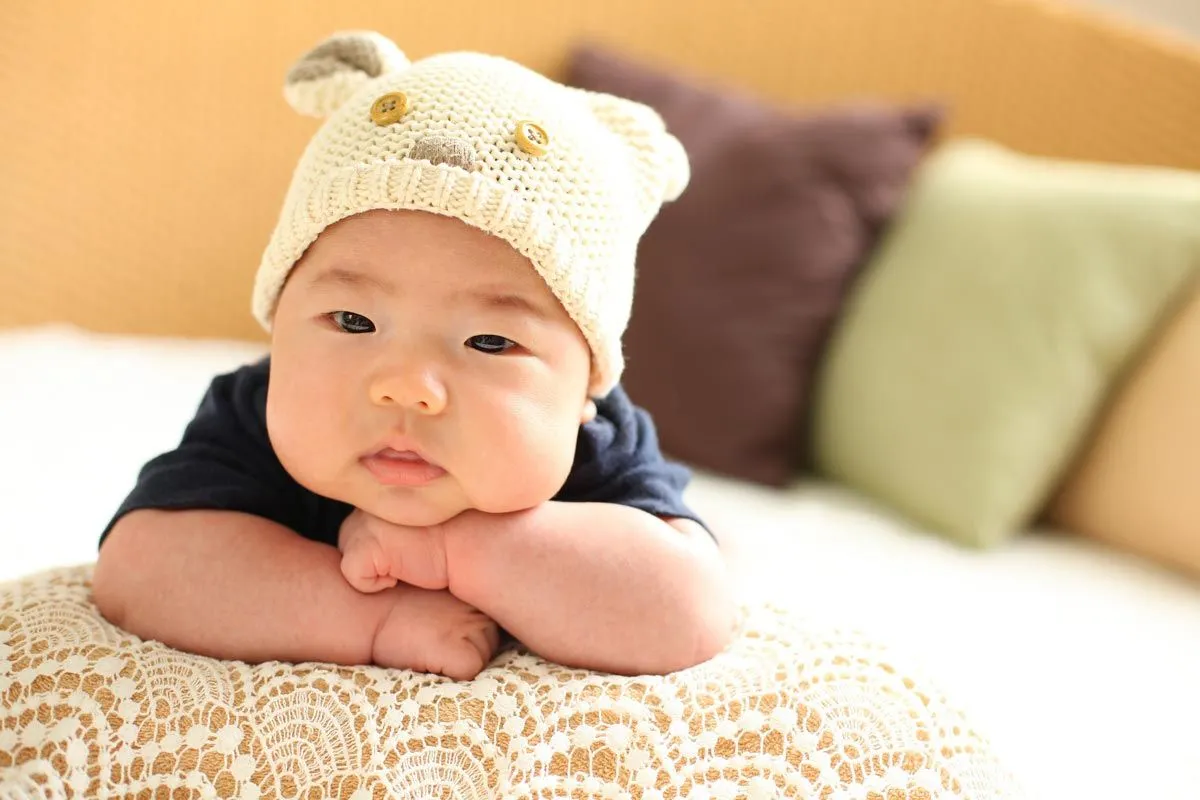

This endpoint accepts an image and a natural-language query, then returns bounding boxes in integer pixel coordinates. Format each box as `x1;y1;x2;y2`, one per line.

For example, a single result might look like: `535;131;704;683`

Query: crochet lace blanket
0;567;1023;799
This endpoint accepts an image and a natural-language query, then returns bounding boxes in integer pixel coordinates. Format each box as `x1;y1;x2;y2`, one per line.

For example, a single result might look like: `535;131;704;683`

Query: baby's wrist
368;587;403;664
439;510;477;595
442;505;550;599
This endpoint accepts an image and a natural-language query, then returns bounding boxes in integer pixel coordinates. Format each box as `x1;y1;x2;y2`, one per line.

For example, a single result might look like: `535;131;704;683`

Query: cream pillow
1048;285;1200;575
0;566;1022;798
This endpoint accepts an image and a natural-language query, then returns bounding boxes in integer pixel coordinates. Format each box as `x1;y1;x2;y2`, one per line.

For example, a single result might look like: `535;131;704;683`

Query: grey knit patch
286;35;387;86
410;136;479;171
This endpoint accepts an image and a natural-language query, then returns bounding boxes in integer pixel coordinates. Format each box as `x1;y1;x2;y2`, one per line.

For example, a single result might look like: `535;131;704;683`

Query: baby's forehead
305;211;561;308
315;210;528;268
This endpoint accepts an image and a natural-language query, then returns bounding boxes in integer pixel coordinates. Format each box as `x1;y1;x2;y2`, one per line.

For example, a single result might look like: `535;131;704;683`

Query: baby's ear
583;92;690;215
284;31;410;118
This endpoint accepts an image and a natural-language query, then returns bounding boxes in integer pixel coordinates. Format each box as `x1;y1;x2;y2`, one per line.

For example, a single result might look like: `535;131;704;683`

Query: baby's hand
372;585;501;681
338;508;449;592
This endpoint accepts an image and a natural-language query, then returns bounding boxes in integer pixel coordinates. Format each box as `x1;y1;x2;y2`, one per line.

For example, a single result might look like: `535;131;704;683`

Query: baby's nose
409;135;479;172
370;367;447;416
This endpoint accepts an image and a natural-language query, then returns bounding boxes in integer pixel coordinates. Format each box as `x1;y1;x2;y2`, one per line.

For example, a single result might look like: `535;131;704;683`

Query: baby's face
267;209;595;527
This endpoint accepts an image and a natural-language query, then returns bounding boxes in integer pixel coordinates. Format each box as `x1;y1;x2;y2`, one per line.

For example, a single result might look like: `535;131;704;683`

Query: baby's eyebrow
461;288;552;321
306;267;396;295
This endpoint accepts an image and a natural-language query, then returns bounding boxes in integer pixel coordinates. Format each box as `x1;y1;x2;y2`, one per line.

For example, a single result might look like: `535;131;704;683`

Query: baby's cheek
266;391;336;489
478;409;578;510
266;413;314;485
523;421;580;496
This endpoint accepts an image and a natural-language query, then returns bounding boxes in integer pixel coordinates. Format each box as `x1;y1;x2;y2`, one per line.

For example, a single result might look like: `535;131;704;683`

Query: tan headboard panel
2;0;1199;341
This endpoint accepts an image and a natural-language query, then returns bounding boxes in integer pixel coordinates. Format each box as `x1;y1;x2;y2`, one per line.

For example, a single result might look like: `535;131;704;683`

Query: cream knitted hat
252;31;690;396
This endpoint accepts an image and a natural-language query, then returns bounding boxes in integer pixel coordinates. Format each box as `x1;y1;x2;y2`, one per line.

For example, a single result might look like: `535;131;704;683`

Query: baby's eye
329;311;376;334
466;334;517;354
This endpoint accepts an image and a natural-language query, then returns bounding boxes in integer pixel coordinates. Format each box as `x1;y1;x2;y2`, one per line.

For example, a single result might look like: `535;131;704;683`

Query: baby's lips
364;441;440;469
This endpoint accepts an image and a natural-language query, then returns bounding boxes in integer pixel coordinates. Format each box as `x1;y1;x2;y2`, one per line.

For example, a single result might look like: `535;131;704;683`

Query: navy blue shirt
100;357;706;547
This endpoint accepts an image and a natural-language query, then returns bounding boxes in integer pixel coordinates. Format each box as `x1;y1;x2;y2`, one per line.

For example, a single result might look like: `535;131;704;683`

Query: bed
6;325;1200;798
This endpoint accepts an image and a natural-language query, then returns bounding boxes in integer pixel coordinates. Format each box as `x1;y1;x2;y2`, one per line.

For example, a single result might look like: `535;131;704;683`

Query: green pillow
813;139;1200;548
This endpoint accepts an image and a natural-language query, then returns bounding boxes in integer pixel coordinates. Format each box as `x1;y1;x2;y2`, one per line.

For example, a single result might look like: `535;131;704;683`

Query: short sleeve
98;358;352;548
554;385;712;539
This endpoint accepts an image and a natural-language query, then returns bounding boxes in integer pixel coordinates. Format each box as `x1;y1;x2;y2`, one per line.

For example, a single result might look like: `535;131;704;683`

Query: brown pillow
566;44;941;486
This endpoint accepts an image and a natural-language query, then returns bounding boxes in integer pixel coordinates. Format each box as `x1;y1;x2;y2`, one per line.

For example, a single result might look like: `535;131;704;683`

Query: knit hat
252;31;690;396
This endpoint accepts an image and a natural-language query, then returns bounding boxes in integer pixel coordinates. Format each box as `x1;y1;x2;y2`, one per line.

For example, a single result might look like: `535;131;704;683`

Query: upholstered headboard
3;0;1198;342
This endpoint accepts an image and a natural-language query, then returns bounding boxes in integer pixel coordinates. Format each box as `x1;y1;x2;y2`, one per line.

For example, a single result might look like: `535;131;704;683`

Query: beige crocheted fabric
0;567;1022;799
254;31;690;397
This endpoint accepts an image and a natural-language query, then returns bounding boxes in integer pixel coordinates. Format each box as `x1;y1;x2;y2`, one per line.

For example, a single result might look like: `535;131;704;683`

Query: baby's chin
365;502;466;529
362;491;553;529
362;484;559;527
298;466;561;528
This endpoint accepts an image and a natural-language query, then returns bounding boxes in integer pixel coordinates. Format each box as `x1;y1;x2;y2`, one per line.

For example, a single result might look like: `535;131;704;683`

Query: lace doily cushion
0;567;1022;798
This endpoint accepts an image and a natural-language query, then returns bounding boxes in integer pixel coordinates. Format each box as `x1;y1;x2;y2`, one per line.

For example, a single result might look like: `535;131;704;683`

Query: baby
92;31;735;681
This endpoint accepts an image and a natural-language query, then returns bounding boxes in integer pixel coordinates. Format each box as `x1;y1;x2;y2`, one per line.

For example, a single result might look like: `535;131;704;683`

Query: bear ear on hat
582;91;691;213
283;31;409;118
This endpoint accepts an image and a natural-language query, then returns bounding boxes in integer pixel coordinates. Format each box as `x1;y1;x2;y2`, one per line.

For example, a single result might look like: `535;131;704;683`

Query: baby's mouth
376;448;426;462
361;447;446;486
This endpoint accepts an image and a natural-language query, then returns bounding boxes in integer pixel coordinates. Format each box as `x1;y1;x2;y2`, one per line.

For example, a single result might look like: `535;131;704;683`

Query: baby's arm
94;509;389;664
443;502;736;675
94;509;497;678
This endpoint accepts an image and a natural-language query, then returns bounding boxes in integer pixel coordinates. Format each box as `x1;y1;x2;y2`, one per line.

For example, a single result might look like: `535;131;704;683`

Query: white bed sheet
2;324;1198;799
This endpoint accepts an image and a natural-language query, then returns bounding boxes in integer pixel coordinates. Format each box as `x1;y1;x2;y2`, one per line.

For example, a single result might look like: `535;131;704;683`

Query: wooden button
370;92;409;126
515;120;550;156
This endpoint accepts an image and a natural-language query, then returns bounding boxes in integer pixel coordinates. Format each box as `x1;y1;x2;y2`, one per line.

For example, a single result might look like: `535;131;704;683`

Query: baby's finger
363;574;398;592
340;551;396;593
482;620;501;656
440;643;484;682
464;625;496;665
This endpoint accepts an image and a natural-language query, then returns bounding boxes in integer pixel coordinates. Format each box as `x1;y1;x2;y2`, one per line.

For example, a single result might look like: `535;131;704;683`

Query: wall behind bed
2;0;1199;342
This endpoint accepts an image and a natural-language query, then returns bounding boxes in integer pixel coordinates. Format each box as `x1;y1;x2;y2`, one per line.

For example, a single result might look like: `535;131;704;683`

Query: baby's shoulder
556;383;696;520
575;384;666;468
